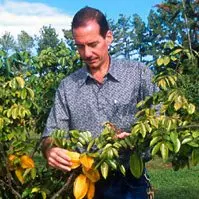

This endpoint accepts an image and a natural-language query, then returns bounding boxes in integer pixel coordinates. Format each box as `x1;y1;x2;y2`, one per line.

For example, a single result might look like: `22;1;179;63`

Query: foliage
0;39;82;197
49;123;143;198
132;40;199;171
0;73;37;197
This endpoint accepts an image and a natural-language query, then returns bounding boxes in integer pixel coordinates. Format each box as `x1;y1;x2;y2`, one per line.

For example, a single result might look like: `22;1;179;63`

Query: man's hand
116;132;130;139
46;147;72;172
41;137;72;172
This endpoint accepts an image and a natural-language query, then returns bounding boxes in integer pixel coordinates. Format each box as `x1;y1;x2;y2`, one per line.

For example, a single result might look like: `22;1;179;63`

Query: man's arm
41;81;72;172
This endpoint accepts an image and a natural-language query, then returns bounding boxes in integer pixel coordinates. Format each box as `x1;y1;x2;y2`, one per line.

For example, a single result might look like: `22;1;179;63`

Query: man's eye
89;43;98;48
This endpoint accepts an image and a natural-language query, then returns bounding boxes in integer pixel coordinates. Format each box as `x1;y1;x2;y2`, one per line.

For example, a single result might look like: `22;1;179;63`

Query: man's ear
105;30;113;45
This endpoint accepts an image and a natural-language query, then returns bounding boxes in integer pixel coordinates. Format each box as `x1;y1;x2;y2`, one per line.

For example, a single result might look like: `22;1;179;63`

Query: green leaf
26;88;34;99
163;56;170;66
168;90;177;102
100;162;109;179
151;142;161;156
191;149;199;166
170;132;181;153
0;117;4;130
136;100;145;108
140;123;147;138
31;187;40;193
158;79;167;90
9;78;17;89
160;143;168;162
171;48;182;55
131;124;140;135
165;141;174;151
157;57;164;66
150;136;162;147
174;138;181;153
168;76;176;86
23;168;31;178
149;118;158;128
192;131;199;138
187;103;195;114
170;132;177;143
107;159;117;170
187;141;199;147
21;89;27;99
31;168;36;180
166;120;172;132
87;139;95;152
41;191;47;199
15;76;25;88
170;56;177;61
11;107;18;119
129;153;143;179
119;165;126;176
182;137;193;145
174;101;182;111
164;41;174;49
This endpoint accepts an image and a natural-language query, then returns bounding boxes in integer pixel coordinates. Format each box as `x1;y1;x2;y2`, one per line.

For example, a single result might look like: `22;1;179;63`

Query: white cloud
0;0;73;38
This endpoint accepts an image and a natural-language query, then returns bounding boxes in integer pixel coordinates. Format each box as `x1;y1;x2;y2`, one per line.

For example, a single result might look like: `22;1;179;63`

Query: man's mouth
85;58;97;64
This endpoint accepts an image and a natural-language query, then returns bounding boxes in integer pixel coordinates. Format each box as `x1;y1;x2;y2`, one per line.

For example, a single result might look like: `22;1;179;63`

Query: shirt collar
78;57;123;87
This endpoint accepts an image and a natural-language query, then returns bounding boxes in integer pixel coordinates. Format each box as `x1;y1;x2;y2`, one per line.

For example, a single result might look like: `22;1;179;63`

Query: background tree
109;14;133;59
17;31;34;52
131;14;148;62
36;25;60;53
147;0;199;59
0;32;16;53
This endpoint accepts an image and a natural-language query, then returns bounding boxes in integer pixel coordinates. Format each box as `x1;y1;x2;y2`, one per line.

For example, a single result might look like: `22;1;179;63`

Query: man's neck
90;57;110;84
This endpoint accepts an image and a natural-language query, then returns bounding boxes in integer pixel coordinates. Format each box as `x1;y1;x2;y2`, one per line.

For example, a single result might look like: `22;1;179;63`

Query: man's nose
84;46;92;58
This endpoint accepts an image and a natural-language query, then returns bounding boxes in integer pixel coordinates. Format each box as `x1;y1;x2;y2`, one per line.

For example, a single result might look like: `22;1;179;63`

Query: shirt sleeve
42;81;70;138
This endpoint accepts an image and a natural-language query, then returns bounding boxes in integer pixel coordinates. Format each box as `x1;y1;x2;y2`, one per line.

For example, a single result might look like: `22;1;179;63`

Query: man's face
73;20;113;69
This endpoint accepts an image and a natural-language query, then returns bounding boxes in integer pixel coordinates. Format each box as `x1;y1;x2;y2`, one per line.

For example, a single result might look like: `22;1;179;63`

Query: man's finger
116;132;130;139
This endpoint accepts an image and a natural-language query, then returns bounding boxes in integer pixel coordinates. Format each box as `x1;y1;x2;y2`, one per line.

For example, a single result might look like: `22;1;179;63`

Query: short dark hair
72;6;110;38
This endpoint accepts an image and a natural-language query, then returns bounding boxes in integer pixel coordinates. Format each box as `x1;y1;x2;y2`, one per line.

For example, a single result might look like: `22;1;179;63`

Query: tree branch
50;172;76;199
0;179;22;199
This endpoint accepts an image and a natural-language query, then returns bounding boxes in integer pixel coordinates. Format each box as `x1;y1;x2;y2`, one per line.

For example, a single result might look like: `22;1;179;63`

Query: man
42;6;156;199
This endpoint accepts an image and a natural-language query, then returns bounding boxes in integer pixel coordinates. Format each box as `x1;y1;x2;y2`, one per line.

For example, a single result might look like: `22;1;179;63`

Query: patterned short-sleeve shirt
42;58;156;138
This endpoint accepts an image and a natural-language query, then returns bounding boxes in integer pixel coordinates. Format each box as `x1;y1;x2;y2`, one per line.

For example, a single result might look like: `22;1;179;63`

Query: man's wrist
41;137;54;158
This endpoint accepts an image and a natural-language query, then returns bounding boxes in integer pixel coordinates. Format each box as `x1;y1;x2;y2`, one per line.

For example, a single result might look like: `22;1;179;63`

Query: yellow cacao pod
73;174;89;199
80;154;94;170
66;151;81;169
20;155;35;169
87;180;95;199
82;166;100;182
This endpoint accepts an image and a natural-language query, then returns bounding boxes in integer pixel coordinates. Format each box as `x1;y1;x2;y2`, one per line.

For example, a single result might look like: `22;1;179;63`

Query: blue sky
0;0;162;38
24;0;161;21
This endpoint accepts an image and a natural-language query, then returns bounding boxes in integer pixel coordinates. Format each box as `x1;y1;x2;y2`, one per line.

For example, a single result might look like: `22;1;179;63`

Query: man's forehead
73;20;100;34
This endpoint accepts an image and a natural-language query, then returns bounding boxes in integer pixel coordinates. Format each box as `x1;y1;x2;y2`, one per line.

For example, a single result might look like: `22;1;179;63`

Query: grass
146;158;199;199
